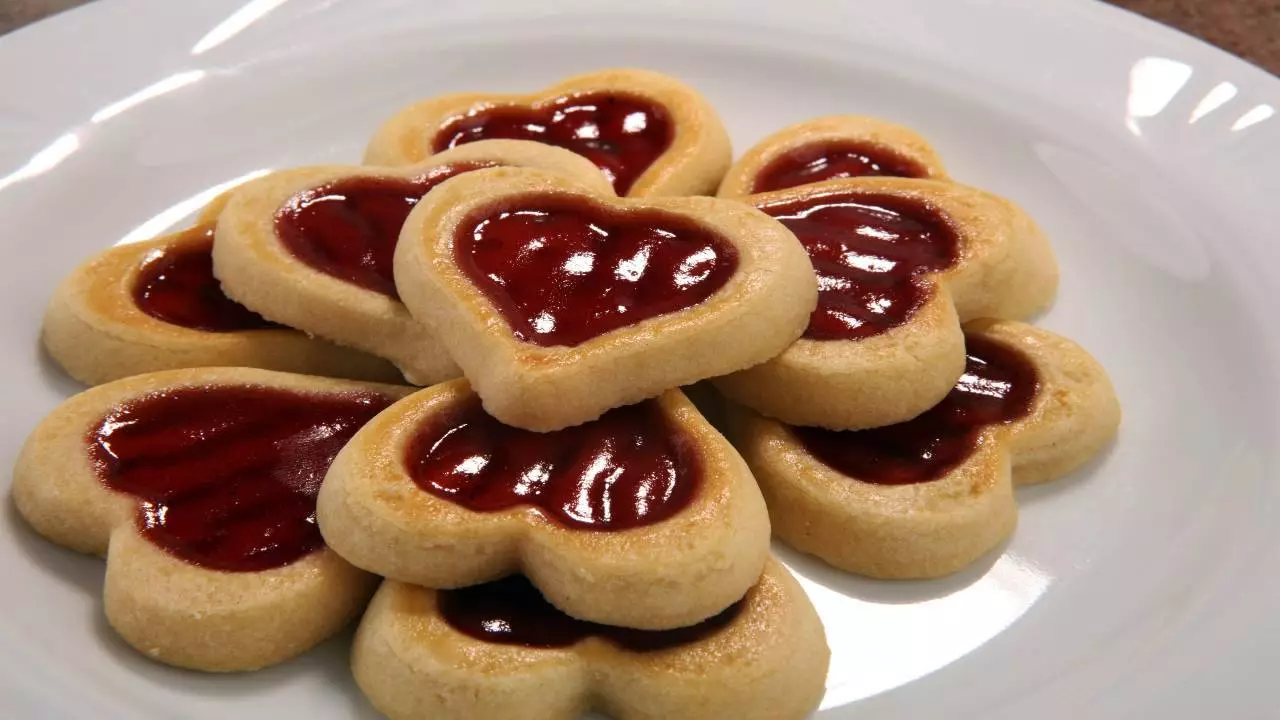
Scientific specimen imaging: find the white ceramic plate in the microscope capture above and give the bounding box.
[2,0,1278,717]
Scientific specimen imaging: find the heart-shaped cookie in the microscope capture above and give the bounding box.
[727,320,1120,579]
[42,197,398,386]
[317,379,770,630]
[393,166,817,431]
[712,176,1058,430]
[717,115,949,198]
[12,367,411,671]
[214,140,611,385]
[352,559,828,720]
[364,68,731,197]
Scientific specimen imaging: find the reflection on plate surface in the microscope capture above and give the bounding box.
[783,546,1050,708]
[0,0,1278,718]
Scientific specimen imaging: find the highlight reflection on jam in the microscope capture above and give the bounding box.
[752,140,929,193]
[794,336,1038,484]
[133,227,276,332]
[89,386,395,572]
[405,397,700,530]
[433,93,673,195]
[275,162,496,298]
[455,196,737,347]
[439,574,742,650]
[759,192,958,341]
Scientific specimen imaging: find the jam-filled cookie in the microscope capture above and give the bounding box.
[392,166,817,431]
[717,115,949,198]
[364,68,731,197]
[42,198,397,386]
[728,320,1120,579]
[213,141,610,385]
[712,176,1058,430]
[12,367,411,671]
[351,558,828,720]
[317,379,770,630]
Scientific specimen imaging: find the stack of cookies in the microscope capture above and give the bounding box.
[13,67,1119,720]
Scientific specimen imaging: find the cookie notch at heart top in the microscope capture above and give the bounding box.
[364,68,731,197]
[393,166,818,431]
[213,140,612,385]
[11,367,412,671]
[351,559,828,720]
[712,175,1058,431]
[727,320,1121,579]
[41,196,398,386]
[317,379,771,630]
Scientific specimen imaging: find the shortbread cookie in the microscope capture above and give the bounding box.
[352,558,828,720]
[12,367,411,671]
[728,320,1120,579]
[713,177,1058,430]
[717,115,949,198]
[365,68,731,197]
[42,198,397,386]
[393,166,817,431]
[318,378,770,630]
[213,140,610,385]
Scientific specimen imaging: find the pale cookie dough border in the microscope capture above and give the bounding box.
[394,166,818,431]
[11,367,412,671]
[351,558,829,720]
[717,115,949,198]
[43,196,398,387]
[728,319,1121,580]
[213,140,612,385]
[318,379,770,631]
[364,68,732,197]
[713,176,1059,431]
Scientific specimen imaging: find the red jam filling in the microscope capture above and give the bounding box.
[793,335,1039,484]
[758,191,958,341]
[88,385,395,572]
[132,226,276,332]
[752,140,929,193]
[432,93,673,195]
[275,162,497,299]
[439,574,743,650]
[405,397,700,531]
[454,194,737,347]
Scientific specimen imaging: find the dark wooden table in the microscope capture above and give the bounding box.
[1,0,1277,73]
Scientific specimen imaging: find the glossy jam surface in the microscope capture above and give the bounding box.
[433,93,672,195]
[794,335,1039,484]
[752,140,929,193]
[275,163,495,298]
[89,386,395,571]
[759,191,958,341]
[406,397,700,530]
[439,574,742,650]
[455,195,737,347]
[133,227,276,332]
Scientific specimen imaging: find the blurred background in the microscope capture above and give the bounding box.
[0,0,1277,73]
